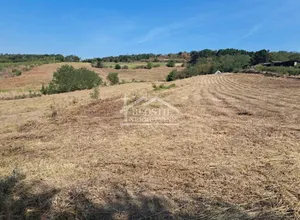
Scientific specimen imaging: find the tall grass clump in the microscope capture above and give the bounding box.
[107,72,119,85]
[90,86,100,100]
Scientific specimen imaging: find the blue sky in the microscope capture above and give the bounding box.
[0,0,299,58]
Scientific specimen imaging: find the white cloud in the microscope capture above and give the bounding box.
[137,23,184,44]
[241,24,263,39]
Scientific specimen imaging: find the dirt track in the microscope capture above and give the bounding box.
[0,73,300,219]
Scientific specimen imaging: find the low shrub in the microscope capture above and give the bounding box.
[166,70,177,81]
[166,63,214,81]
[12,69,22,76]
[41,65,102,95]
[133,65,146,69]
[153,83,176,91]
[115,64,121,69]
[153,64,161,68]
[146,62,153,69]
[92,60,104,68]
[107,72,119,85]
[122,65,129,69]
[28,90,42,98]
[90,86,100,100]
[166,60,176,67]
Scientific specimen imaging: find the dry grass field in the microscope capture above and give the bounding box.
[0,62,181,93]
[0,66,300,219]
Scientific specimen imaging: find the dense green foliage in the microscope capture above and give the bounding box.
[64,55,80,62]
[166,60,176,67]
[92,60,105,68]
[256,65,300,76]
[251,50,270,65]
[0,53,80,63]
[82,53,187,63]
[0,54,65,63]
[167,54,252,81]
[146,62,153,69]
[115,64,121,69]
[189,49,253,65]
[107,72,119,85]
[165,49,300,81]
[166,70,177,81]
[41,65,102,94]
[270,51,300,62]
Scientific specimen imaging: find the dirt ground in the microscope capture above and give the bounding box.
[0,71,300,219]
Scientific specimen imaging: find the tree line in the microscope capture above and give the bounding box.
[2,49,300,69]
[82,49,300,65]
[166,49,300,81]
[0,54,80,63]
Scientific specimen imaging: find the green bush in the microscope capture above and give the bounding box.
[92,60,104,68]
[255,65,300,76]
[166,63,214,81]
[153,64,160,68]
[122,65,129,69]
[166,60,176,67]
[166,70,177,81]
[115,64,121,69]
[12,69,22,76]
[146,62,153,69]
[153,83,176,91]
[107,72,119,85]
[41,65,102,94]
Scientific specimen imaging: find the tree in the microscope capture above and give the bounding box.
[55,54,65,62]
[107,72,119,85]
[41,65,102,94]
[251,50,270,65]
[65,55,80,62]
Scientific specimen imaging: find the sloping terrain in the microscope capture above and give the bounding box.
[0,73,300,219]
[0,62,178,93]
